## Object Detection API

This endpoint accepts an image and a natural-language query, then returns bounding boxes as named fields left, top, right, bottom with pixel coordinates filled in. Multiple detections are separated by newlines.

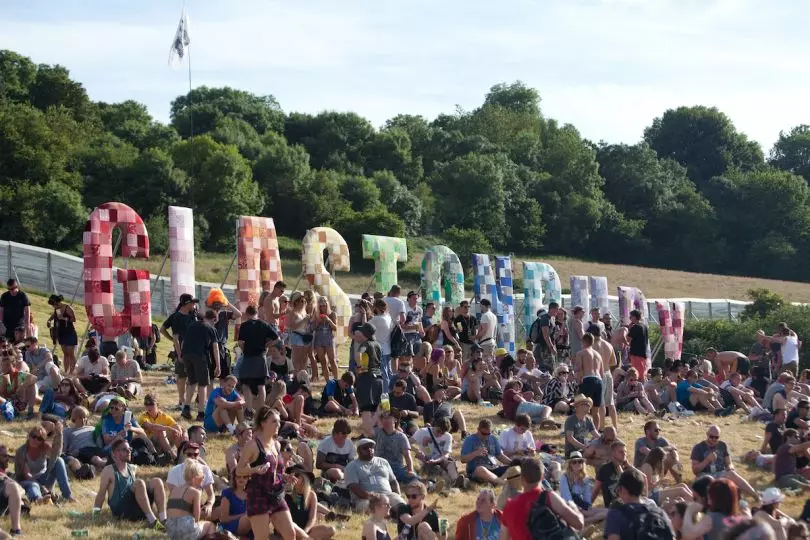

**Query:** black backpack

left=527, top=490, right=581, bottom=540
left=616, top=503, right=674, bottom=540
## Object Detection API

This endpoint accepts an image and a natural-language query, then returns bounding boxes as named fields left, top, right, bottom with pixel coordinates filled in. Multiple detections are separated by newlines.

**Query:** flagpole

left=187, top=31, right=194, bottom=188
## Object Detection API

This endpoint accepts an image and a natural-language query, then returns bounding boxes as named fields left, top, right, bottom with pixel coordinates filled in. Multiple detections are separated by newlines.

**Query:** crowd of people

left=0, top=277, right=809, bottom=539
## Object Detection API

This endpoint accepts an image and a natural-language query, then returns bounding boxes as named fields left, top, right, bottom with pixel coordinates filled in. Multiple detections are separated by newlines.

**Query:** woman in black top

left=284, top=466, right=335, bottom=539
left=48, top=295, right=78, bottom=375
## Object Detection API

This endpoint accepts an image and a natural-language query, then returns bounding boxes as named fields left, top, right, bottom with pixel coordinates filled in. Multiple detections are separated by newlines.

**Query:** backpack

left=616, top=503, right=674, bottom=540
left=527, top=490, right=581, bottom=540
left=529, top=317, right=543, bottom=344
left=390, top=325, right=409, bottom=358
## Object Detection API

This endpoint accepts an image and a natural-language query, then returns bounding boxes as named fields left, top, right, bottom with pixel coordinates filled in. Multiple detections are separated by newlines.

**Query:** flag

left=168, top=8, right=191, bottom=67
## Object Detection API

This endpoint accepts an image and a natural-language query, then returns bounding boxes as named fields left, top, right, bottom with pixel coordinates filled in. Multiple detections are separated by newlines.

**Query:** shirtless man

left=588, top=324, right=617, bottom=429
left=262, top=281, right=286, bottom=335
left=705, top=348, right=749, bottom=380
left=573, top=333, right=605, bottom=430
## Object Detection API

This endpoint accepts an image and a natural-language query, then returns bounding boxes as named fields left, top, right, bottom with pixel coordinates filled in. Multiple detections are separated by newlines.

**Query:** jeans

left=39, top=389, right=68, bottom=419
left=516, top=401, right=549, bottom=423
left=21, top=457, right=72, bottom=500
left=389, top=462, right=419, bottom=484
left=380, top=354, right=393, bottom=392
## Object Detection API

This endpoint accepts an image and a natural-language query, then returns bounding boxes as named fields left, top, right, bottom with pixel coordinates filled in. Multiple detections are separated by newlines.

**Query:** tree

left=284, top=111, right=375, bottom=173
left=94, top=100, right=179, bottom=151
left=0, top=180, right=85, bottom=249
left=442, top=227, right=493, bottom=273
left=770, top=125, right=810, bottom=184
left=28, top=64, right=91, bottom=120
left=210, top=116, right=264, bottom=161
left=77, top=132, right=140, bottom=209
left=644, top=105, right=764, bottom=189
left=370, top=171, right=423, bottom=236
left=170, top=86, right=284, bottom=138
left=0, top=50, right=37, bottom=102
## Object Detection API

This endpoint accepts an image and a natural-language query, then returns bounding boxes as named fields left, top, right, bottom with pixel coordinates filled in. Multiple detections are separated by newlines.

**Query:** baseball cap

left=356, top=438, right=376, bottom=448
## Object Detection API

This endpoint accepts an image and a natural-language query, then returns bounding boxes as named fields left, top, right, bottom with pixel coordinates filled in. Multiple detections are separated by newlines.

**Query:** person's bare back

left=593, top=337, right=617, bottom=370
left=577, top=347, right=603, bottom=379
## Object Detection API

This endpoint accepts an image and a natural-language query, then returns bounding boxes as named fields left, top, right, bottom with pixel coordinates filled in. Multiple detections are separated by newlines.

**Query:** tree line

left=2, top=49, right=810, bottom=281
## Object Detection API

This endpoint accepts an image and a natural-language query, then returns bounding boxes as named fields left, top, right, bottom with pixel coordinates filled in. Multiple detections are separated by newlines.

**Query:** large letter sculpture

left=671, top=302, right=685, bottom=360
left=570, top=275, right=589, bottom=312
left=83, top=202, right=151, bottom=339
left=522, top=262, right=562, bottom=331
left=472, top=254, right=515, bottom=354
left=617, top=286, right=648, bottom=326
left=420, top=245, right=465, bottom=322
left=589, top=276, right=609, bottom=316
left=303, top=227, right=352, bottom=343
left=236, top=217, right=283, bottom=313
left=361, top=234, right=407, bottom=293
left=657, top=301, right=685, bottom=360
left=168, top=206, right=195, bottom=309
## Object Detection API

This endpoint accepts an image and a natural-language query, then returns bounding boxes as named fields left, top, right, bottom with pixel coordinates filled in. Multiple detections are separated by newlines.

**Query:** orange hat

left=206, top=288, right=229, bottom=307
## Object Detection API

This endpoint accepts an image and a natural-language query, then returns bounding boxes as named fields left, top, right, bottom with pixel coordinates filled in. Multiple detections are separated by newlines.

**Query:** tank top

left=221, top=488, right=247, bottom=533
left=285, top=493, right=310, bottom=529
left=167, top=486, right=194, bottom=512
left=782, top=336, right=799, bottom=364
left=110, top=464, right=135, bottom=509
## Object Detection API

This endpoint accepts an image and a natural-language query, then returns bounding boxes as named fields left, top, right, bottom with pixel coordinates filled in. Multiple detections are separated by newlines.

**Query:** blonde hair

left=565, top=457, right=586, bottom=483
left=183, top=458, right=204, bottom=483
left=71, top=406, right=89, bottom=422
left=626, top=367, right=640, bottom=379
left=404, top=480, right=427, bottom=497
left=267, top=381, right=287, bottom=404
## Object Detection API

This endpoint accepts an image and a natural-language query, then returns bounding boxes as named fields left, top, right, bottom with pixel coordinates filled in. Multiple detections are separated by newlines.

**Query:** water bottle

left=440, top=518, right=448, bottom=536
left=381, top=393, right=390, bottom=412
left=1, top=401, right=15, bottom=421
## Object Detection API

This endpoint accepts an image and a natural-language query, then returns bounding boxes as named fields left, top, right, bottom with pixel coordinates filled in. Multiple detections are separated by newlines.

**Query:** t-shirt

left=238, top=318, right=278, bottom=357
left=356, top=339, right=382, bottom=376
left=676, top=380, right=700, bottom=405
left=214, top=311, right=234, bottom=351
left=101, top=414, right=140, bottom=446
left=24, top=346, right=51, bottom=376
left=205, top=387, right=239, bottom=417
left=604, top=502, right=674, bottom=538
left=0, top=290, right=30, bottom=329
left=182, top=320, right=217, bottom=358
left=633, top=436, right=672, bottom=467
left=63, top=425, right=97, bottom=455
left=394, top=503, right=439, bottom=539
left=369, top=314, right=393, bottom=355
left=596, top=461, right=622, bottom=507
left=77, top=355, right=109, bottom=376
left=167, top=461, right=214, bottom=488
left=322, top=379, right=354, bottom=408
left=453, top=314, right=478, bottom=344
left=110, top=360, right=141, bottom=383
left=479, top=311, right=497, bottom=341
left=476, top=515, right=502, bottom=540
left=530, top=314, right=552, bottom=347
left=765, top=422, right=785, bottom=453
left=763, top=383, right=786, bottom=412
left=563, top=414, right=595, bottom=457
left=499, top=427, right=535, bottom=455
left=628, top=323, right=648, bottom=357
left=404, top=305, right=423, bottom=336
left=460, top=434, right=502, bottom=475
left=390, top=392, right=418, bottom=413
left=501, top=488, right=543, bottom=540
left=422, top=400, right=452, bottom=424
left=138, top=411, right=177, bottom=430
left=501, top=388, right=521, bottom=421
left=786, top=410, right=808, bottom=430
left=781, top=335, right=800, bottom=365
left=384, top=296, right=407, bottom=324
left=344, top=457, right=395, bottom=496
left=413, top=427, right=452, bottom=460
left=773, top=443, right=797, bottom=479
left=690, top=441, right=729, bottom=475
left=316, top=436, right=356, bottom=467
left=163, top=311, right=196, bottom=344
left=374, top=427, right=410, bottom=467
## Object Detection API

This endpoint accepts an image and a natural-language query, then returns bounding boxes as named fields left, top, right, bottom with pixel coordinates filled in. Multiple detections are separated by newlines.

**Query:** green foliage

left=741, top=288, right=786, bottom=321
left=170, top=86, right=284, bottom=137
left=442, top=227, right=493, bottom=273
left=770, top=125, right=810, bottom=184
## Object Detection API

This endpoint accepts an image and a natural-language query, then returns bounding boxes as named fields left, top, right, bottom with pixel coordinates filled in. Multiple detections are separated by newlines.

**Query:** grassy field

left=114, top=236, right=810, bottom=302
left=7, top=293, right=807, bottom=539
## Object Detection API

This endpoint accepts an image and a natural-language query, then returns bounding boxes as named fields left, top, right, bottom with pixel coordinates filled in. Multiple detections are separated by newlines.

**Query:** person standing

left=47, top=294, right=78, bottom=375
left=569, top=306, right=586, bottom=358
left=627, top=310, right=649, bottom=382
left=181, top=310, right=220, bottom=421
left=529, top=303, right=558, bottom=370
left=0, top=279, right=30, bottom=341
left=764, top=324, right=801, bottom=377
left=385, top=285, right=407, bottom=374
left=588, top=324, right=618, bottom=429
left=454, top=301, right=478, bottom=362
left=207, top=289, right=241, bottom=380
left=369, top=300, right=394, bottom=391
left=161, top=294, right=200, bottom=410
left=237, top=305, right=279, bottom=419
left=475, top=299, right=498, bottom=364
left=262, top=281, right=287, bottom=336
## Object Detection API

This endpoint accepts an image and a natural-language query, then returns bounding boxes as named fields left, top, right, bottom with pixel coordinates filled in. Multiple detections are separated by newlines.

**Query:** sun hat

left=760, top=487, right=784, bottom=505
left=495, top=348, right=508, bottom=357
left=573, top=394, right=593, bottom=407
left=568, top=451, right=585, bottom=461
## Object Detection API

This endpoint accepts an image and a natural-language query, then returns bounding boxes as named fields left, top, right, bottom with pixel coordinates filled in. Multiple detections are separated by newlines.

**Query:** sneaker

left=150, top=519, right=166, bottom=532
left=9, top=529, right=22, bottom=536
left=181, top=406, right=192, bottom=420
left=453, top=474, right=467, bottom=489
left=715, top=405, right=735, bottom=417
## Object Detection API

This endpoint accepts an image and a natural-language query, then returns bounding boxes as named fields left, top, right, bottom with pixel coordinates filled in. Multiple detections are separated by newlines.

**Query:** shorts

left=174, top=357, right=187, bottom=378
left=782, top=362, right=799, bottom=377
left=580, top=376, right=603, bottom=407
left=290, top=332, right=312, bottom=347
left=204, top=415, right=224, bottom=433
left=184, top=353, right=211, bottom=387
left=240, top=377, right=266, bottom=396
left=630, top=355, right=649, bottom=379
left=166, top=515, right=202, bottom=540
left=602, top=371, right=614, bottom=407
left=470, top=464, right=511, bottom=479
left=111, top=484, right=154, bottom=521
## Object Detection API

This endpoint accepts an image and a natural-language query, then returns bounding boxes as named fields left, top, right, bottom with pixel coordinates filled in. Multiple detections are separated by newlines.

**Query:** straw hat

left=567, top=451, right=585, bottom=462
left=573, top=394, right=593, bottom=408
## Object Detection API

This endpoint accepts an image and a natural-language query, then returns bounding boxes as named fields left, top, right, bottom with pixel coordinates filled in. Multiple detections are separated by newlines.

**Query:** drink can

left=71, top=531, right=89, bottom=537
left=440, top=518, right=448, bottom=535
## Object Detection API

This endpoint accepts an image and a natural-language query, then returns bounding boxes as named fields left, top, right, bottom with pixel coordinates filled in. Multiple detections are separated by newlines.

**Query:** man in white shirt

left=499, top=413, right=536, bottom=458
left=166, top=442, right=216, bottom=518
left=476, top=299, right=498, bottom=363
left=411, top=417, right=463, bottom=487
left=763, top=324, right=801, bottom=377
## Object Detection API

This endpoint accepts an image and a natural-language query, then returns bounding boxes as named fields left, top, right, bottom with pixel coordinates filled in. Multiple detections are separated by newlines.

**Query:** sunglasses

left=28, top=434, right=44, bottom=441
left=479, top=431, right=491, bottom=437
left=185, top=452, right=200, bottom=458
left=708, top=435, right=719, bottom=440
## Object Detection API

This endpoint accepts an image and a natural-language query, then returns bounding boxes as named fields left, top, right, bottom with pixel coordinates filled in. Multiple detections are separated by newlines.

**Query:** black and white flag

left=168, top=8, right=191, bottom=66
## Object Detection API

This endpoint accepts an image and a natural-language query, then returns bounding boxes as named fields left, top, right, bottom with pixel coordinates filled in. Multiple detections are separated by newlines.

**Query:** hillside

left=116, top=237, right=810, bottom=302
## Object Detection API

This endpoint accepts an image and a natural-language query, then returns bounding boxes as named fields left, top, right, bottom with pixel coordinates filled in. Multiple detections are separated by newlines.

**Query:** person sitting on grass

left=39, top=377, right=83, bottom=420
left=773, top=428, right=810, bottom=491
left=375, top=410, right=418, bottom=484
left=361, top=493, right=393, bottom=540
left=63, top=406, right=108, bottom=480
left=1, top=354, right=37, bottom=420
left=677, top=369, right=725, bottom=414
left=393, top=480, right=444, bottom=540
left=96, top=396, right=156, bottom=457
left=559, top=451, right=608, bottom=526
left=319, top=371, right=359, bottom=416
left=217, top=469, right=252, bottom=537
left=719, top=371, right=760, bottom=413
left=422, top=386, right=468, bottom=440
left=615, top=367, right=656, bottom=414
left=15, top=422, right=75, bottom=504
left=412, top=417, right=465, bottom=489
left=640, top=447, right=694, bottom=506
left=633, top=420, right=683, bottom=482
left=542, top=364, right=577, bottom=414
left=73, top=346, right=110, bottom=395
left=167, top=442, right=217, bottom=520
left=94, top=438, right=166, bottom=530
left=564, top=394, right=600, bottom=458
left=224, top=422, right=253, bottom=478
left=498, top=413, right=536, bottom=459
left=109, top=348, right=142, bottom=399
left=500, top=379, right=557, bottom=429
left=583, top=426, right=618, bottom=469
left=203, top=375, right=245, bottom=434
left=165, top=458, right=216, bottom=540
left=604, top=468, right=675, bottom=540
left=456, top=489, right=502, bottom=540
left=689, top=425, right=758, bottom=500
left=286, top=465, right=336, bottom=540
left=138, top=394, right=183, bottom=463
left=460, top=419, right=512, bottom=487
left=344, top=438, right=405, bottom=511
left=316, top=419, right=356, bottom=483
left=0, top=464, right=25, bottom=536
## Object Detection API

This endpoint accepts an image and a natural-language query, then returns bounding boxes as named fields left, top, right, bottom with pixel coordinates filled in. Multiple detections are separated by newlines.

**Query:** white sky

left=2, top=0, right=809, bottom=151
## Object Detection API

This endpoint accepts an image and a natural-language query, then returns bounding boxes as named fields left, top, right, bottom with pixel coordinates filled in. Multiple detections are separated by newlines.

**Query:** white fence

left=1, top=240, right=751, bottom=341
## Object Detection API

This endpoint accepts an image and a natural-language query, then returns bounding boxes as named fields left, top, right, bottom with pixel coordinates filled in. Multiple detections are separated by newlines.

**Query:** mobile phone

left=123, top=410, right=132, bottom=426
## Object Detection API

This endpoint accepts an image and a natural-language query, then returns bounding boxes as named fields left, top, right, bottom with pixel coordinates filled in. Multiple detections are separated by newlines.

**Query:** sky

left=2, top=0, right=809, bottom=151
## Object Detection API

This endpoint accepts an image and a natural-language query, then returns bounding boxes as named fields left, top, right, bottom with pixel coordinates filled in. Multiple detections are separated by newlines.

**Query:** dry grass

left=116, top=248, right=810, bottom=302
left=8, top=293, right=806, bottom=539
